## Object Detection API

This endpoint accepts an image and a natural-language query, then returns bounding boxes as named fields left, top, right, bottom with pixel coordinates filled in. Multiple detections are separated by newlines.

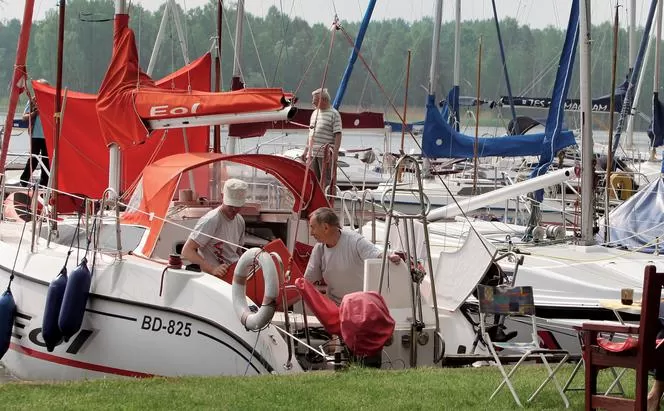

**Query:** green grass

left=0, top=364, right=640, bottom=410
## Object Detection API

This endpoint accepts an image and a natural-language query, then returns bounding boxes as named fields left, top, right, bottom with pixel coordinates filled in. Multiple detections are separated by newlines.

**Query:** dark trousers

left=20, top=138, right=50, bottom=187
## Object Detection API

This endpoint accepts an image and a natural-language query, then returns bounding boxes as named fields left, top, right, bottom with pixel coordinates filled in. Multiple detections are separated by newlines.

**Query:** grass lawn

left=0, top=363, right=639, bottom=410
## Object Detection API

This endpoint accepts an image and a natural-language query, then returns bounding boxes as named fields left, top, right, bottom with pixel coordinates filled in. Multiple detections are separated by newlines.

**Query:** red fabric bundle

left=294, top=278, right=340, bottom=335
left=339, top=291, right=395, bottom=357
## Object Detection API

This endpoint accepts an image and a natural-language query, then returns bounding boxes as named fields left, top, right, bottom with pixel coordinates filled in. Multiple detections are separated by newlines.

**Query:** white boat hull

left=0, top=222, right=300, bottom=380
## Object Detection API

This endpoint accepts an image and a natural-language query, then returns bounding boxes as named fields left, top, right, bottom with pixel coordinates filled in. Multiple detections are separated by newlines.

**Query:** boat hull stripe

left=8, top=343, right=155, bottom=378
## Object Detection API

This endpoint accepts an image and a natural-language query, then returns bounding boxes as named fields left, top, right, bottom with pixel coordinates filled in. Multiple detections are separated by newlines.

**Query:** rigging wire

left=244, top=11, right=269, bottom=87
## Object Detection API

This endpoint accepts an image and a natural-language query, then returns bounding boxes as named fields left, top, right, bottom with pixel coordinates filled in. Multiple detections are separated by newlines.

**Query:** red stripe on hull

left=9, top=343, right=155, bottom=378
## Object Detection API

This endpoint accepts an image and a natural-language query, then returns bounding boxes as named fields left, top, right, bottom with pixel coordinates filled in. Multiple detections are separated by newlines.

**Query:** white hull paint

left=0, top=222, right=300, bottom=380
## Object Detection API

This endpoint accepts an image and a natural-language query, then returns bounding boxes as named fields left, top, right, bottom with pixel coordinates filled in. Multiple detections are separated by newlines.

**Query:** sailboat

left=358, top=0, right=664, bottom=358
left=0, top=0, right=324, bottom=379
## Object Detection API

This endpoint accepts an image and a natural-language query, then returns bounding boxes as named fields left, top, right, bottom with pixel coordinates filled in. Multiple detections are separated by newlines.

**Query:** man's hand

left=387, top=253, right=402, bottom=264
left=211, top=263, right=229, bottom=279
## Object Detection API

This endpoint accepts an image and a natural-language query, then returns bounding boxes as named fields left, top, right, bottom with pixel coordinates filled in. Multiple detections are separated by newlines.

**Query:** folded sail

left=96, top=14, right=291, bottom=149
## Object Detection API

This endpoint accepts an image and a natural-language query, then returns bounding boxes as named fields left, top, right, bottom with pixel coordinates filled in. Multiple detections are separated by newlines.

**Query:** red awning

left=122, top=152, right=329, bottom=256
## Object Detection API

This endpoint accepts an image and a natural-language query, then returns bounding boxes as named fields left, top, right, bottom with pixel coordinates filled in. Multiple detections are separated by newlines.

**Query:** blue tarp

left=422, top=0, right=578, bottom=175
left=421, top=94, right=576, bottom=158
left=529, top=0, right=579, bottom=188
left=597, top=178, right=664, bottom=253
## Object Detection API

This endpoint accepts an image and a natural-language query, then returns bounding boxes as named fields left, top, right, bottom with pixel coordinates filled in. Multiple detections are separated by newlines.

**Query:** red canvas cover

left=97, top=14, right=289, bottom=149
left=294, top=278, right=341, bottom=335
left=121, top=152, right=329, bottom=256
left=339, top=291, right=395, bottom=356
left=33, top=51, right=211, bottom=207
left=224, top=239, right=303, bottom=309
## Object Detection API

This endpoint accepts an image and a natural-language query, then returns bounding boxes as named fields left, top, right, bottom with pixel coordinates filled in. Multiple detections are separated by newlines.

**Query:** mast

left=654, top=0, right=663, bottom=161
left=333, top=0, right=376, bottom=110
left=227, top=0, right=245, bottom=154
left=627, top=0, right=637, bottom=151
left=604, top=6, right=619, bottom=244
left=108, top=0, right=128, bottom=196
left=147, top=0, right=190, bottom=76
left=611, top=0, right=658, bottom=159
left=579, top=0, right=595, bottom=245
left=490, top=0, right=519, bottom=134
left=451, top=0, right=460, bottom=130
left=51, top=0, right=67, bottom=221
left=211, top=0, right=223, bottom=201
left=0, top=0, right=36, bottom=175
left=428, top=0, right=443, bottom=95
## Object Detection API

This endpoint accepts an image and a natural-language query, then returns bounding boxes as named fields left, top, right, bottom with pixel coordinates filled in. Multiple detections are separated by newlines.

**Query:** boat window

left=40, top=223, right=146, bottom=253
left=337, top=161, right=349, bottom=168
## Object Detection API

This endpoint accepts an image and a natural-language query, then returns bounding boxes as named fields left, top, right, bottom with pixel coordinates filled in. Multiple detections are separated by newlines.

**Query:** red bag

left=339, top=291, right=395, bottom=357
left=294, top=277, right=340, bottom=335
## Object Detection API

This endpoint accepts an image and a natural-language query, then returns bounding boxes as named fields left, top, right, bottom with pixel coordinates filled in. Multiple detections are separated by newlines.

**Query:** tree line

left=0, top=0, right=661, bottom=128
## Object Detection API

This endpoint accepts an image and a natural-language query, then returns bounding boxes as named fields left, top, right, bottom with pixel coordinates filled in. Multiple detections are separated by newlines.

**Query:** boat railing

left=95, top=187, right=123, bottom=260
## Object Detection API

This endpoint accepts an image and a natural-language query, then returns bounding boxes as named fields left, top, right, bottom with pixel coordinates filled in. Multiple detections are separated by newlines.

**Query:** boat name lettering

left=27, top=327, right=93, bottom=354
left=149, top=103, right=201, bottom=117
left=140, top=315, right=192, bottom=337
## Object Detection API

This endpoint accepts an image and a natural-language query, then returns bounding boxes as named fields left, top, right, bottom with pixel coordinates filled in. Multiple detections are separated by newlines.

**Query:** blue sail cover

left=422, top=95, right=575, bottom=158
left=528, top=0, right=579, bottom=202
left=423, top=0, right=578, bottom=168
left=648, top=92, right=664, bottom=148
left=597, top=178, right=664, bottom=253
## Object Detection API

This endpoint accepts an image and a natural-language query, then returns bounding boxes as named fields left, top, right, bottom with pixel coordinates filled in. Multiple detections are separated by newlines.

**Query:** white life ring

left=232, top=248, right=279, bottom=331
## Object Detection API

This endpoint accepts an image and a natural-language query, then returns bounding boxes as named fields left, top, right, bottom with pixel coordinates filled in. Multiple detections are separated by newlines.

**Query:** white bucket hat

left=222, top=179, right=248, bottom=207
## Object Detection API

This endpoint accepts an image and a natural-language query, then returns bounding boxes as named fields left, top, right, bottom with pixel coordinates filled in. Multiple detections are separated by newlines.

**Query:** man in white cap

left=181, top=178, right=248, bottom=278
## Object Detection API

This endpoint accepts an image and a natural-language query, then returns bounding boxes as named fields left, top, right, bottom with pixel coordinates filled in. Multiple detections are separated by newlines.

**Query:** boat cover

left=97, top=14, right=290, bottom=149
left=339, top=291, right=394, bottom=356
left=33, top=54, right=210, bottom=207
left=122, top=152, right=329, bottom=256
left=597, top=177, right=664, bottom=253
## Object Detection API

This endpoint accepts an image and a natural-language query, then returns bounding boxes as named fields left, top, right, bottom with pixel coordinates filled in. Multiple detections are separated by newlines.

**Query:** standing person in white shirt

left=303, top=88, right=342, bottom=190
left=181, top=179, right=247, bottom=279
left=304, top=207, right=401, bottom=305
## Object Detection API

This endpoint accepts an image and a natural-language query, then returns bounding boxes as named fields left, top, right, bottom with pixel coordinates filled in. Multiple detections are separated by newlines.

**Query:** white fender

left=232, top=248, right=279, bottom=331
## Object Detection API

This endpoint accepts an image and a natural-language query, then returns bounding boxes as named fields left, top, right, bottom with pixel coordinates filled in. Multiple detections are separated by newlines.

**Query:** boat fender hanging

left=58, top=258, right=92, bottom=341
left=0, top=289, right=16, bottom=360
left=42, top=267, right=68, bottom=352
left=232, top=248, right=279, bottom=331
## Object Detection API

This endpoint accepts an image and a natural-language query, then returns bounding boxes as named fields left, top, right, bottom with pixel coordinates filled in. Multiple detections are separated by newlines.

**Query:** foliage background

left=0, top=0, right=660, bottom=128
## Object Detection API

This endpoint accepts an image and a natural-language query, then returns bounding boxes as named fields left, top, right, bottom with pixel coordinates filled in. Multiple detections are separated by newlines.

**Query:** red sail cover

left=339, top=291, right=395, bottom=356
left=33, top=51, right=210, bottom=208
left=97, top=14, right=289, bottom=149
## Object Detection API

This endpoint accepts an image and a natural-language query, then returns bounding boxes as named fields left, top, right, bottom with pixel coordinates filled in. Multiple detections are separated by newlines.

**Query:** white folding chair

left=477, top=284, right=570, bottom=408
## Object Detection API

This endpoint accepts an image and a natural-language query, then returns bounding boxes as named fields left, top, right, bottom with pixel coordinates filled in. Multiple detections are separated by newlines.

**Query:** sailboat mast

left=108, top=0, right=127, bottom=196
left=227, top=0, right=245, bottom=154
left=604, top=6, right=619, bottom=244
left=579, top=0, right=595, bottom=245
left=627, top=0, right=637, bottom=152
left=428, top=0, right=443, bottom=95
left=652, top=0, right=662, bottom=160
left=451, top=0, right=460, bottom=130
left=51, top=0, right=67, bottom=222
left=0, top=0, right=36, bottom=175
